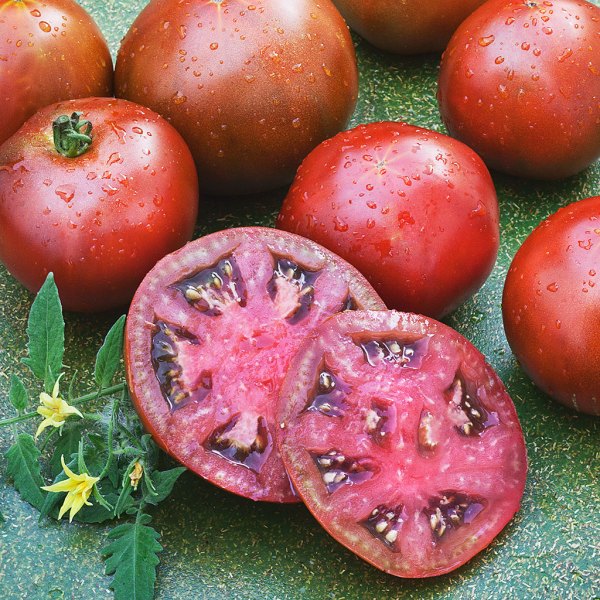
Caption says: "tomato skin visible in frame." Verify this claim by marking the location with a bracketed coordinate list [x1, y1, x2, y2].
[0, 97, 199, 312]
[0, 0, 113, 146]
[114, 0, 358, 196]
[438, 0, 600, 180]
[502, 196, 600, 416]
[332, 0, 486, 54]
[277, 121, 499, 319]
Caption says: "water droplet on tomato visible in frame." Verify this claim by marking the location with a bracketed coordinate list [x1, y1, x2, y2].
[39, 21, 51, 32]
[546, 282, 559, 292]
[210, 42, 219, 50]
[55, 185, 75, 202]
[107, 152, 122, 166]
[478, 35, 495, 47]
[333, 217, 348, 232]
[30, 9, 41, 17]
[558, 48, 573, 62]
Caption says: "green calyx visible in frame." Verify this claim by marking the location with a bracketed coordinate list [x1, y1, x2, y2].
[52, 112, 93, 158]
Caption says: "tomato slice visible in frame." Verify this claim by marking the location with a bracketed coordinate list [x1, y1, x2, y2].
[125, 227, 385, 502]
[278, 310, 527, 575]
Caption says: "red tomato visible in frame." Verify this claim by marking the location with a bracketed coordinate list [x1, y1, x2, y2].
[332, 0, 486, 54]
[438, 0, 600, 180]
[114, 0, 358, 196]
[125, 227, 385, 502]
[279, 310, 527, 577]
[0, 0, 113, 146]
[277, 121, 500, 319]
[503, 196, 600, 416]
[0, 98, 199, 312]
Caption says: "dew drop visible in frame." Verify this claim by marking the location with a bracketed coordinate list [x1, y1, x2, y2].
[478, 35, 495, 47]
[39, 21, 51, 32]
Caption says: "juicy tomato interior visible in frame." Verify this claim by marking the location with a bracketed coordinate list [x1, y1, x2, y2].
[279, 310, 527, 576]
[125, 227, 385, 502]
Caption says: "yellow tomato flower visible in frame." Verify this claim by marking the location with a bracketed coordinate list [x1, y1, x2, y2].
[129, 461, 143, 491]
[42, 455, 100, 522]
[35, 378, 83, 439]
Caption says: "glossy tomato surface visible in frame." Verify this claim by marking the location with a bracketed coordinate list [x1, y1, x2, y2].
[277, 121, 499, 319]
[115, 0, 358, 196]
[0, 0, 113, 146]
[0, 97, 199, 312]
[438, 0, 600, 180]
[278, 310, 527, 577]
[503, 196, 600, 416]
[332, 0, 486, 54]
[125, 227, 385, 502]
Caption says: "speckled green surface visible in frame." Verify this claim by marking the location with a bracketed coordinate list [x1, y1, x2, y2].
[1, 1, 599, 599]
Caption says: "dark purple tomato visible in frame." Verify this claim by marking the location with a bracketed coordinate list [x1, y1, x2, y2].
[115, 0, 358, 196]
[0, 0, 113, 146]
[332, 0, 486, 54]
[277, 121, 500, 319]
[438, 0, 600, 180]
[503, 196, 600, 416]
[0, 98, 199, 312]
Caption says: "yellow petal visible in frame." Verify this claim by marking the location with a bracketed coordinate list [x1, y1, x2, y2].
[68, 494, 87, 522]
[52, 378, 61, 399]
[42, 478, 77, 493]
[60, 402, 83, 419]
[35, 417, 54, 440]
[60, 455, 79, 481]
[57, 492, 75, 520]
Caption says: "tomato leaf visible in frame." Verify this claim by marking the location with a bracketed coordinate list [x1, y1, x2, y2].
[102, 513, 162, 600]
[95, 315, 126, 390]
[9, 374, 28, 413]
[143, 467, 186, 506]
[21, 273, 64, 391]
[5, 434, 45, 510]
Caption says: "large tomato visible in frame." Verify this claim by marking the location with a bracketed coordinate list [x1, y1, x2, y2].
[277, 121, 500, 319]
[278, 310, 527, 577]
[0, 97, 199, 312]
[125, 227, 385, 502]
[503, 196, 600, 416]
[114, 0, 358, 196]
[0, 0, 112, 146]
[438, 0, 600, 180]
[331, 0, 486, 54]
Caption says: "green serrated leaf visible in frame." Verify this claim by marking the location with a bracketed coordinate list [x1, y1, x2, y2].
[144, 467, 186, 506]
[21, 273, 64, 391]
[9, 375, 28, 413]
[6, 434, 45, 510]
[102, 513, 162, 600]
[95, 316, 126, 390]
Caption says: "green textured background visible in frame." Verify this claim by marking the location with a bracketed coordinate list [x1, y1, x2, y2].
[1, 1, 599, 599]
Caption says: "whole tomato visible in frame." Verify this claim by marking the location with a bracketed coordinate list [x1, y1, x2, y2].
[438, 0, 600, 180]
[0, 98, 199, 312]
[503, 196, 600, 416]
[114, 0, 358, 196]
[331, 0, 486, 54]
[0, 0, 113, 146]
[277, 121, 500, 319]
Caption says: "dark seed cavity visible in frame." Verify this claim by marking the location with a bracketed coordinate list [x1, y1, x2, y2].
[173, 254, 247, 316]
[358, 336, 430, 369]
[340, 293, 358, 312]
[312, 450, 377, 493]
[362, 504, 405, 551]
[267, 256, 321, 324]
[205, 413, 272, 473]
[425, 491, 486, 540]
[151, 320, 211, 411]
[365, 401, 397, 446]
[445, 374, 499, 437]
[304, 368, 350, 417]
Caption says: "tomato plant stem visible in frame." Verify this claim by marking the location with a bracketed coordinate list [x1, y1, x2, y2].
[0, 382, 127, 428]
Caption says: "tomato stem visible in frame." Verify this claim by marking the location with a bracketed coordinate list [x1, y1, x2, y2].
[53, 112, 93, 158]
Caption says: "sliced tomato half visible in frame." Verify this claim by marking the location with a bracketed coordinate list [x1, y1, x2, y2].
[125, 227, 385, 502]
[278, 310, 527, 574]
